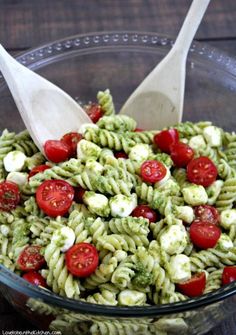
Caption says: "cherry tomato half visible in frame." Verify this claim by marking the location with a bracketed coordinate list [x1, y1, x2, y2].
[22, 271, 47, 287]
[187, 156, 218, 187]
[44, 140, 70, 163]
[65, 242, 99, 277]
[153, 129, 179, 154]
[74, 187, 86, 203]
[36, 180, 74, 217]
[177, 272, 206, 297]
[194, 205, 220, 225]
[114, 151, 128, 159]
[140, 160, 167, 184]
[86, 103, 104, 123]
[131, 205, 158, 223]
[28, 165, 51, 179]
[0, 181, 20, 212]
[17, 245, 45, 272]
[170, 142, 194, 167]
[189, 220, 221, 249]
[61, 132, 83, 157]
[222, 266, 236, 286]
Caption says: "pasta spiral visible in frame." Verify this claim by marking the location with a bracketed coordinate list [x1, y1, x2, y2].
[204, 269, 223, 294]
[84, 251, 127, 289]
[84, 128, 135, 153]
[225, 140, 236, 169]
[97, 114, 136, 132]
[42, 243, 81, 299]
[108, 217, 149, 236]
[86, 289, 118, 305]
[67, 210, 91, 244]
[124, 130, 156, 144]
[71, 172, 133, 196]
[111, 256, 137, 289]
[97, 89, 115, 116]
[97, 234, 149, 253]
[215, 178, 236, 211]
[90, 320, 151, 335]
[85, 217, 108, 244]
[190, 248, 236, 272]
[173, 121, 211, 138]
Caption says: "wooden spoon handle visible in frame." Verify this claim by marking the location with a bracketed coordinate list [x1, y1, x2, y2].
[172, 0, 211, 59]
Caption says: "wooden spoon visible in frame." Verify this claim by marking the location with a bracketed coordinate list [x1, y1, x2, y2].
[0, 44, 92, 152]
[120, 0, 211, 130]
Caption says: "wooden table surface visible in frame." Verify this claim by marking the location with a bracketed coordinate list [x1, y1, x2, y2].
[0, 1, 236, 334]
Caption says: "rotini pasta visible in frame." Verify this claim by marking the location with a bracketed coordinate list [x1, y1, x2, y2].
[0, 89, 236, 332]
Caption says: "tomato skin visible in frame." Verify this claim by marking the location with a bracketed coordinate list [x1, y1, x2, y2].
[190, 220, 221, 249]
[187, 156, 218, 187]
[114, 151, 128, 159]
[140, 160, 167, 183]
[74, 187, 86, 203]
[86, 103, 104, 123]
[170, 142, 194, 167]
[17, 246, 45, 272]
[177, 272, 206, 297]
[36, 180, 74, 217]
[0, 181, 20, 211]
[135, 128, 144, 132]
[131, 205, 158, 223]
[66, 242, 99, 277]
[194, 205, 220, 225]
[22, 271, 47, 287]
[222, 266, 236, 286]
[28, 165, 50, 179]
[44, 140, 70, 163]
[153, 129, 179, 154]
[61, 132, 83, 157]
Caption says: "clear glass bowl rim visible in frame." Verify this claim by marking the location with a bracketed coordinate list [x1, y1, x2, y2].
[0, 31, 236, 317]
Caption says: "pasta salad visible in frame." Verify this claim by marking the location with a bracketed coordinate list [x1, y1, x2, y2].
[0, 88, 236, 307]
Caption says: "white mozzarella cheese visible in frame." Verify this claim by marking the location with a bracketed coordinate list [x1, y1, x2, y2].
[109, 194, 137, 218]
[169, 254, 191, 283]
[3, 151, 27, 172]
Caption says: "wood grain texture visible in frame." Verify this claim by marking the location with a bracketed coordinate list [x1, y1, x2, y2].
[0, 0, 236, 50]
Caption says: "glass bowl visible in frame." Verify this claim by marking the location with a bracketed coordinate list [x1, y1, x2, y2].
[0, 31, 236, 335]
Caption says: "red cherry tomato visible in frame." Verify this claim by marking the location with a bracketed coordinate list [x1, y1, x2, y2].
[61, 132, 83, 157]
[177, 272, 206, 297]
[36, 180, 74, 217]
[17, 245, 45, 272]
[28, 165, 50, 179]
[65, 242, 99, 277]
[22, 271, 47, 287]
[170, 142, 194, 167]
[190, 220, 221, 249]
[153, 129, 179, 153]
[131, 205, 158, 223]
[0, 181, 20, 212]
[187, 157, 218, 187]
[140, 160, 167, 183]
[194, 205, 220, 225]
[74, 187, 86, 203]
[114, 151, 128, 159]
[135, 128, 144, 132]
[86, 103, 104, 123]
[44, 140, 70, 163]
[222, 266, 236, 286]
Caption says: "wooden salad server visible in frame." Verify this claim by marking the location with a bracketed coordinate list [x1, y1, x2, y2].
[120, 0, 211, 130]
[0, 44, 92, 152]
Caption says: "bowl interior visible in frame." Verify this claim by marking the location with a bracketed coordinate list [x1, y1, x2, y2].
[1, 33, 236, 327]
